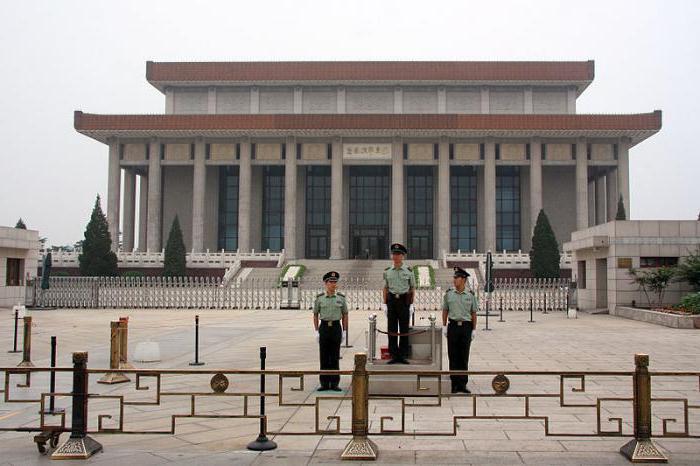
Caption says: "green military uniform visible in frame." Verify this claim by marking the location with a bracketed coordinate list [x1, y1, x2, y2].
[384, 243, 415, 363]
[314, 278, 347, 390]
[443, 270, 478, 393]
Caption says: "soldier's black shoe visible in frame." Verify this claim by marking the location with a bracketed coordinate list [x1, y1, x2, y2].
[451, 387, 459, 394]
[330, 386, 342, 392]
[457, 387, 471, 394]
[387, 359, 400, 365]
[318, 386, 330, 391]
[398, 358, 410, 364]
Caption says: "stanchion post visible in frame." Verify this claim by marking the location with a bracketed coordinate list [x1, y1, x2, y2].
[51, 352, 103, 459]
[9, 308, 21, 353]
[528, 297, 535, 323]
[189, 314, 205, 366]
[247, 346, 277, 451]
[484, 296, 491, 331]
[368, 314, 377, 363]
[342, 314, 353, 349]
[543, 293, 548, 315]
[43, 336, 64, 415]
[17, 316, 34, 367]
[498, 297, 505, 322]
[98, 321, 130, 384]
[620, 354, 668, 463]
[341, 353, 377, 460]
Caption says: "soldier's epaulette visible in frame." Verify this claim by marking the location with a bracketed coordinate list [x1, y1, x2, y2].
[316, 292, 325, 297]
[445, 287, 454, 293]
[384, 266, 392, 271]
[406, 265, 412, 271]
[337, 292, 345, 297]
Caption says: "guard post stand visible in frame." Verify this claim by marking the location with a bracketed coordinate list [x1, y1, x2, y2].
[280, 278, 300, 309]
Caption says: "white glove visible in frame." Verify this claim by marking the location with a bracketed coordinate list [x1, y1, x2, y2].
[442, 326, 447, 337]
[342, 330, 347, 341]
[315, 331, 320, 343]
[471, 330, 476, 342]
[409, 304, 415, 315]
[381, 303, 388, 317]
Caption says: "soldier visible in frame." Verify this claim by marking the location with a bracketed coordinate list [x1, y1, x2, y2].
[442, 267, 478, 394]
[381, 243, 415, 364]
[313, 271, 348, 391]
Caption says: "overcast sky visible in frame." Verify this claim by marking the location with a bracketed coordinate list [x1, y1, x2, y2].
[1, 0, 698, 246]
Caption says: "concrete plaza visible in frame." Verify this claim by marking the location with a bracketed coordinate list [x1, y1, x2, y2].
[0, 307, 698, 465]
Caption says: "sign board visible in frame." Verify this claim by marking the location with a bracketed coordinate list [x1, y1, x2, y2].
[342, 143, 392, 161]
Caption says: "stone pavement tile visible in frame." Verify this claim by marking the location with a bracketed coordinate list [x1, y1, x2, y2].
[464, 439, 565, 452]
[416, 450, 522, 464]
[311, 448, 416, 464]
[251, 449, 315, 465]
[517, 451, 630, 465]
[558, 439, 632, 451]
[655, 438, 700, 454]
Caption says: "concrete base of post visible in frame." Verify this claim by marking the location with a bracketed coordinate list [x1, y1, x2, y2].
[619, 438, 667, 463]
[341, 437, 378, 460]
[51, 435, 103, 460]
[246, 435, 277, 451]
[97, 372, 130, 384]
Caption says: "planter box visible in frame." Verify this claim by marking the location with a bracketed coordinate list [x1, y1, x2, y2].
[614, 306, 700, 329]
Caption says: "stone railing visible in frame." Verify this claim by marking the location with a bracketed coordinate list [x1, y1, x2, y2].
[38, 249, 285, 269]
[443, 250, 573, 270]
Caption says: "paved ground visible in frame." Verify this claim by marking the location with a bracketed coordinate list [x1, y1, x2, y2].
[0, 306, 698, 465]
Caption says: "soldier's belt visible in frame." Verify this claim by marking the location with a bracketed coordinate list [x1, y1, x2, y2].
[389, 292, 408, 299]
[321, 320, 340, 327]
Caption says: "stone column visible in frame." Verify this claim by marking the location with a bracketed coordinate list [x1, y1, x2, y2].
[595, 174, 607, 225]
[606, 167, 618, 221]
[393, 87, 403, 114]
[337, 87, 346, 113]
[138, 174, 148, 251]
[165, 87, 174, 113]
[238, 140, 252, 252]
[391, 138, 405, 244]
[250, 87, 259, 114]
[191, 138, 206, 252]
[122, 168, 136, 252]
[107, 139, 121, 252]
[529, 138, 543, 235]
[483, 140, 496, 251]
[146, 139, 162, 252]
[437, 87, 446, 113]
[576, 139, 589, 230]
[284, 137, 298, 258]
[207, 87, 217, 114]
[567, 86, 577, 114]
[437, 137, 450, 256]
[524, 87, 533, 114]
[330, 137, 344, 259]
[617, 138, 630, 219]
[480, 87, 490, 114]
[293, 87, 302, 114]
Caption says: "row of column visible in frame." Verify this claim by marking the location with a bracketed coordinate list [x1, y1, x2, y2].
[106, 137, 631, 256]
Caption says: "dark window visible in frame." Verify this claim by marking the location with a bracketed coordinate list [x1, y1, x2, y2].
[449, 143, 454, 160]
[640, 257, 679, 268]
[407, 166, 434, 259]
[262, 166, 285, 251]
[541, 144, 546, 160]
[349, 166, 390, 259]
[217, 166, 239, 251]
[6, 258, 22, 286]
[496, 166, 521, 251]
[305, 166, 331, 258]
[495, 144, 500, 160]
[525, 143, 530, 160]
[403, 144, 408, 160]
[577, 260, 587, 289]
[450, 166, 477, 251]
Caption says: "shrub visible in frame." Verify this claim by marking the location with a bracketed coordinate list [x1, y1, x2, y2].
[78, 195, 118, 276]
[163, 216, 186, 277]
[677, 292, 700, 315]
[628, 267, 675, 308]
[529, 209, 560, 278]
[674, 247, 700, 291]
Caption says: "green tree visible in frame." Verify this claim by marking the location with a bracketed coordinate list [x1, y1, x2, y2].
[629, 267, 675, 308]
[78, 195, 118, 276]
[15, 218, 26, 229]
[615, 194, 627, 220]
[529, 209, 561, 278]
[163, 215, 186, 277]
[675, 247, 700, 291]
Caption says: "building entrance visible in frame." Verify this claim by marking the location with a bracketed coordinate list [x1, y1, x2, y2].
[349, 166, 390, 259]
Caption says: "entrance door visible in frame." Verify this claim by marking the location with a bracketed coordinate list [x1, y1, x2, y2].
[349, 166, 390, 259]
[407, 167, 434, 259]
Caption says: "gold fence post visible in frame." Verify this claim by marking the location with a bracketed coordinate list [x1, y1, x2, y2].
[97, 321, 130, 384]
[341, 353, 377, 461]
[17, 316, 34, 368]
[118, 317, 135, 370]
[620, 353, 667, 463]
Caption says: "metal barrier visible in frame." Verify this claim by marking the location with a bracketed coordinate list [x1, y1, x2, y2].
[0, 352, 696, 461]
[34, 276, 569, 311]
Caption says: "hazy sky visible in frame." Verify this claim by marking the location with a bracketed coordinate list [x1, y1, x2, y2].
[1, 0, 698, 246]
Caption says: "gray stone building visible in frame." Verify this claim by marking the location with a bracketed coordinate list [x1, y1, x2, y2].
[75, 61, 661, 260]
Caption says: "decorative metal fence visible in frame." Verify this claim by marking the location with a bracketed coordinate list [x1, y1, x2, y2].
[0, 352, 695, 462]
[31, 276, 570, 312]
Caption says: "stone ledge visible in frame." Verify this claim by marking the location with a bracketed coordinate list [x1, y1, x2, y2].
[614, 306, 700, 329]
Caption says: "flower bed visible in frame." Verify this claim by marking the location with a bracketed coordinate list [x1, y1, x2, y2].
[614, 306, 700, 329]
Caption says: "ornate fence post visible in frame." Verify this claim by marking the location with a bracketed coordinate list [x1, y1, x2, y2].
[98, 321, 130, 384]
[341, 353, 377, 460]
[52, 352, 103, 459]
[17, 316, 34, 368]
[620, 354, 667, 463]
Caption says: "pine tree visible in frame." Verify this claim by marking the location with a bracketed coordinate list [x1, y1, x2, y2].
[78, 195, 118, 276]
[529, 209, 561, 279]
[163, 215, 186, 277]
[15, 218, 26, 229]
[615, 194, 627, 220]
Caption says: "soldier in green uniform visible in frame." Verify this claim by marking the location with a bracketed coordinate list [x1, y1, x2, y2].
[442, 267, 478, 393]
[313, 271, 348, 391]
[381, 243, 416, 364]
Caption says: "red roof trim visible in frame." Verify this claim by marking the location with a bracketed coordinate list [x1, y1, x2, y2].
[146, 61, 595, 83]
[75, 111, 661, 132]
